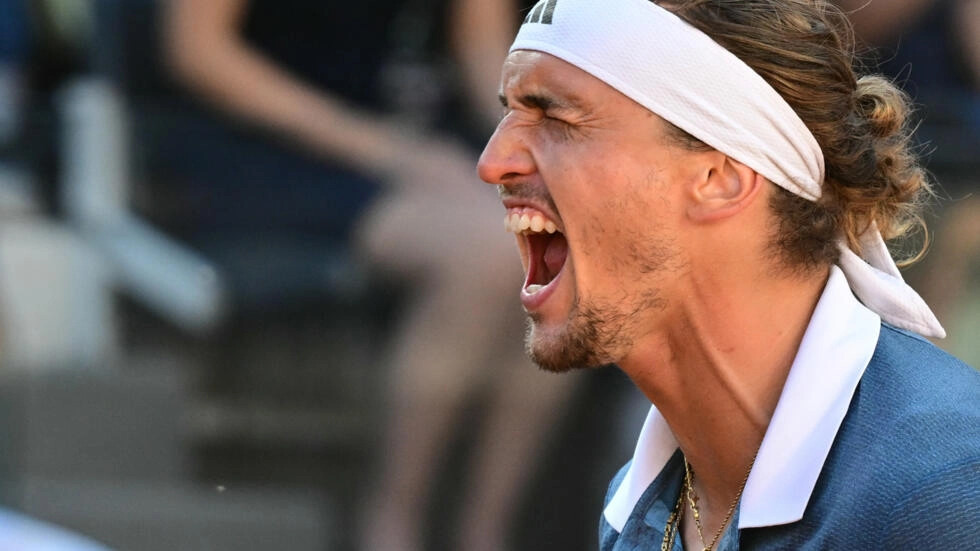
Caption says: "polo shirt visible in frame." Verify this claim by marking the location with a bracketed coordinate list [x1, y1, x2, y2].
[600, 266, 980, 549]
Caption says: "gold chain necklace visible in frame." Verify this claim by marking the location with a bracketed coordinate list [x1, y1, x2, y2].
[661, 454, 756, 551]
[661, 476, 685, 551]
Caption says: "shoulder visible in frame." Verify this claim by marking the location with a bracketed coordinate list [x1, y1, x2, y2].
[873, 322, 976, 373]
[880, 457, 980, 548]
[858, 323, 980, 420]
[743, 325, 980, 547]
[807, 324, 980, 537]
[842, 323, 980, 466]
[861, 329, 980, 545]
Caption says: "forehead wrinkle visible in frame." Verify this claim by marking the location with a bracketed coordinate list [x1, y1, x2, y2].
[500, 87, 591, 116]
[499, 69, 592, 116]
[518, 92, 582, 112]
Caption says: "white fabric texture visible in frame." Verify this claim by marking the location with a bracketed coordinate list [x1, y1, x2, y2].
[603, 266, 882, 531]
[511, 0, 945, 338]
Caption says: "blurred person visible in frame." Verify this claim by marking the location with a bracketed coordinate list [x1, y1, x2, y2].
[163, 1, 577, 550]
[478, 0, 980, 549]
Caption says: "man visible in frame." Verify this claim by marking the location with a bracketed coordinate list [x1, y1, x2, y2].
[477, 0, 980, 549]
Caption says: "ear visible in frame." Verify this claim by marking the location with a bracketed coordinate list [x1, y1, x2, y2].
[686, 156, 765, 223]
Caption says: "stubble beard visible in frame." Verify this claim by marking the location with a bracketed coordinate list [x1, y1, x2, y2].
[521, 184, 678, 373]
[525, 296, 637, 373]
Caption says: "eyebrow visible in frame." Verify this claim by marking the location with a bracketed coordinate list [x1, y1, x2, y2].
[498, 92, 584, 113]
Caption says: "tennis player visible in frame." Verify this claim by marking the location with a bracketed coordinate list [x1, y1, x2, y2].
[478, 0, 980, 549]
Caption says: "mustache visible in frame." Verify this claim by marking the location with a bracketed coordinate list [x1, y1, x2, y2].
[497, 183, 559, 215]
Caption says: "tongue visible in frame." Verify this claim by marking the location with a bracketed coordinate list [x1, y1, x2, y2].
[543, 234, 568, 278]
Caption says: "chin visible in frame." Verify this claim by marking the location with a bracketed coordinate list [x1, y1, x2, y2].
[525, 318, 614, 374]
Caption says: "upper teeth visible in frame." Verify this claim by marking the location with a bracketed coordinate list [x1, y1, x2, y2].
[505, 212, 558, 234]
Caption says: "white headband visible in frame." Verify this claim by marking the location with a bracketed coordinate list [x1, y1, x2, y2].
[512, 0, 945, 338]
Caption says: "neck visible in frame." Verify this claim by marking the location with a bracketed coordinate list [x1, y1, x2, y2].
[620, 263, 828, 526]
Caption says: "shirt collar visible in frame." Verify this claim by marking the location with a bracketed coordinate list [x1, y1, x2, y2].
[603, 266, 881, 532]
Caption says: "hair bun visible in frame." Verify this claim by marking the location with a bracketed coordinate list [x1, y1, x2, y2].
[855, 75, 907, 138]
[847, 74, 930, 255]
[665, 0, 933, 270]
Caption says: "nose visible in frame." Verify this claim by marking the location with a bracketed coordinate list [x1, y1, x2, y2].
[477, 121, 535, 186]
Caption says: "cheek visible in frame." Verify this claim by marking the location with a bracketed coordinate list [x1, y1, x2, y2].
[575, 174, 680, 280]
[538, 137, 679, 267]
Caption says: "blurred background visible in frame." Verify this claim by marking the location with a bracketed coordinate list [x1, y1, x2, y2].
[0, 0, 975, 550]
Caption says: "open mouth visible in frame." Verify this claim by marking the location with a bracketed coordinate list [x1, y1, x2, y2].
[504, 209, 568, 297]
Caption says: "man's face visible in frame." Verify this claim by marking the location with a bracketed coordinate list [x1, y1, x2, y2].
[478, 51, 695, 372]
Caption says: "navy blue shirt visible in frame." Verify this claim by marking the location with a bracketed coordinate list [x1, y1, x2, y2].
[601, 325, 980, 550]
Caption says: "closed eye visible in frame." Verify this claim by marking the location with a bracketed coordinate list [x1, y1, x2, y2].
[544, 116, 575, 140]
[497, 91, 585, 140]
